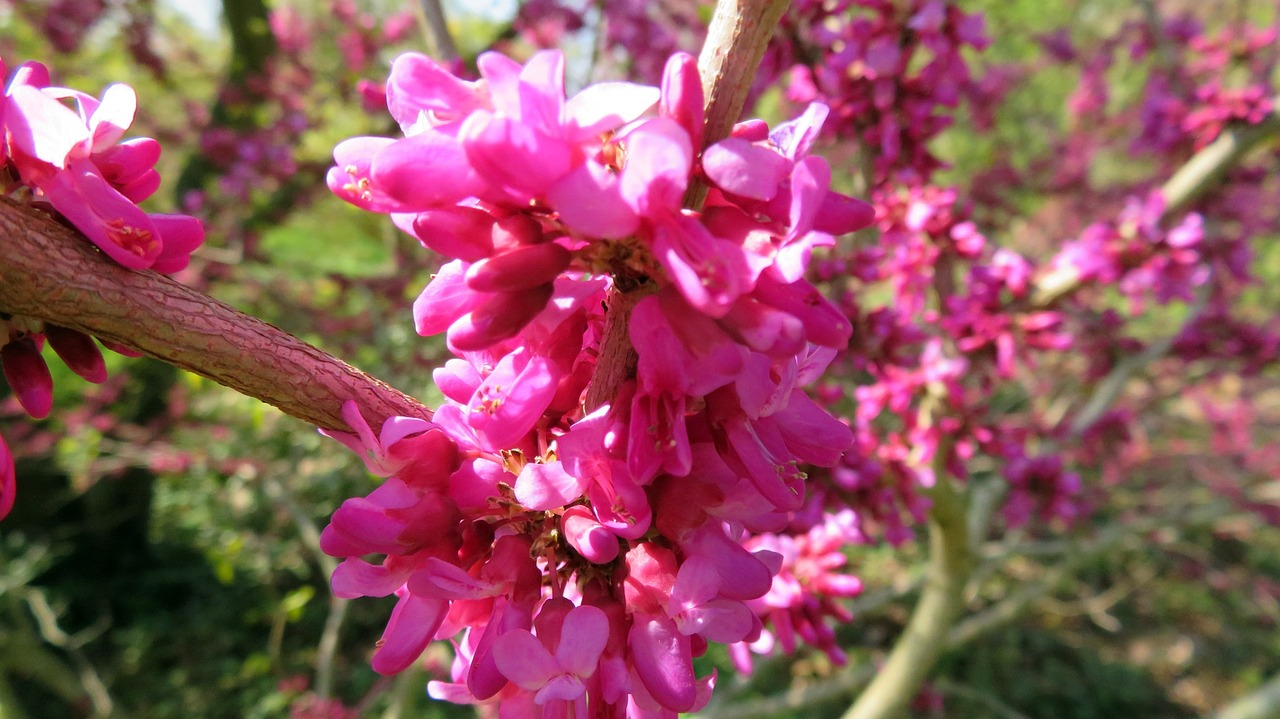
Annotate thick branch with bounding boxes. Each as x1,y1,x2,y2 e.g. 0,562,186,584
841,476,972,719
698,0,790,153
1030,106,1280,308
686,0,792,210
0,198,431,432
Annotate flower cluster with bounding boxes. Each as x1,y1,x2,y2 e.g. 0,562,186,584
0,58,204,519
783,0,991,185
323,49,873,714
1048,192,1207,312
2,59,204,271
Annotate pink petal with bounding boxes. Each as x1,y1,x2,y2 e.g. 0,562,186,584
1,336,53,419
565,82,660,140
555,605,609,677
587,466,652,539
0,431,14,519
409,557,495,599
331,557,407,598
372,129,478,209
446,283,555,352
561,506,619,563
44,325,106,383
466,243,570,292
514,459,586,511
410,206,495,261
386,52,484,130
493,629,558,689
434,358,483,404
684,528,776,601
413,260,479,336
619,117,691,214
675,599,753,643
787,155,831,241
774,389,853,466
703,137,789,201
660,53,704,151
768,102,829,160
629,613,696,712
93,137,161,191
465,349,560,450
469,597,532,699
4,84,90,168
752,276,852,349
721,416,807,512
371,592,450,675
461,111,575,201
536,674,587,704
150,214,205,274
328,136,400,212
516,50,565,134
87,83,137,149
650,215,744,317
546,161,639,239
40,161,161,269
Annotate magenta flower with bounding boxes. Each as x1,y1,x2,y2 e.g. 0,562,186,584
493,600,609,707
2,60,204,272
0,431,15,520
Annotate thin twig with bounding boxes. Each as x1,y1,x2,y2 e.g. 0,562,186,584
416,0,459,61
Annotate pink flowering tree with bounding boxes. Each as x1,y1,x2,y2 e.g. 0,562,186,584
1,0,1279,717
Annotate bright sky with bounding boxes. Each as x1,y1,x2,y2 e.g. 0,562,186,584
161,0,517,37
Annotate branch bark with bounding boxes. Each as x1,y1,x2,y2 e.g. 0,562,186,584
0,198,431,433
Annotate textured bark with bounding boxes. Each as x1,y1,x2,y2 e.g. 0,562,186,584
0,198,430,432
686,0,793,210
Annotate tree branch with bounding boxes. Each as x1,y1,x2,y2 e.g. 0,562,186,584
584,0,791,409
841,472,972,719
1030,105,1280,308
686,0,792,210
416,0,459,62
0,198,431,433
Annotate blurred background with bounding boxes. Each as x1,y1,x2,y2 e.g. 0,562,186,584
0,0,1277,717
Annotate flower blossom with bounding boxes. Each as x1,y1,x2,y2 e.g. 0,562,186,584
321,46,875,716
0,57,206,520
2,58,204,272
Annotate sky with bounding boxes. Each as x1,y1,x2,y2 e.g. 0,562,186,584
161,0,517,37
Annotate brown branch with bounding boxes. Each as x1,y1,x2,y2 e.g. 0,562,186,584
0,198,431,433
584,0,792,410
416,0,459,62
686,0,792,210
1029,105,1280,309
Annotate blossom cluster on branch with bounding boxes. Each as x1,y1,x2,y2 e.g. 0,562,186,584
320,48,875,715
0,58,204,519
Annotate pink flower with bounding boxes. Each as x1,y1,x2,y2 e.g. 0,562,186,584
2,61,204,271
493,600,609,707
0,431,15,520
